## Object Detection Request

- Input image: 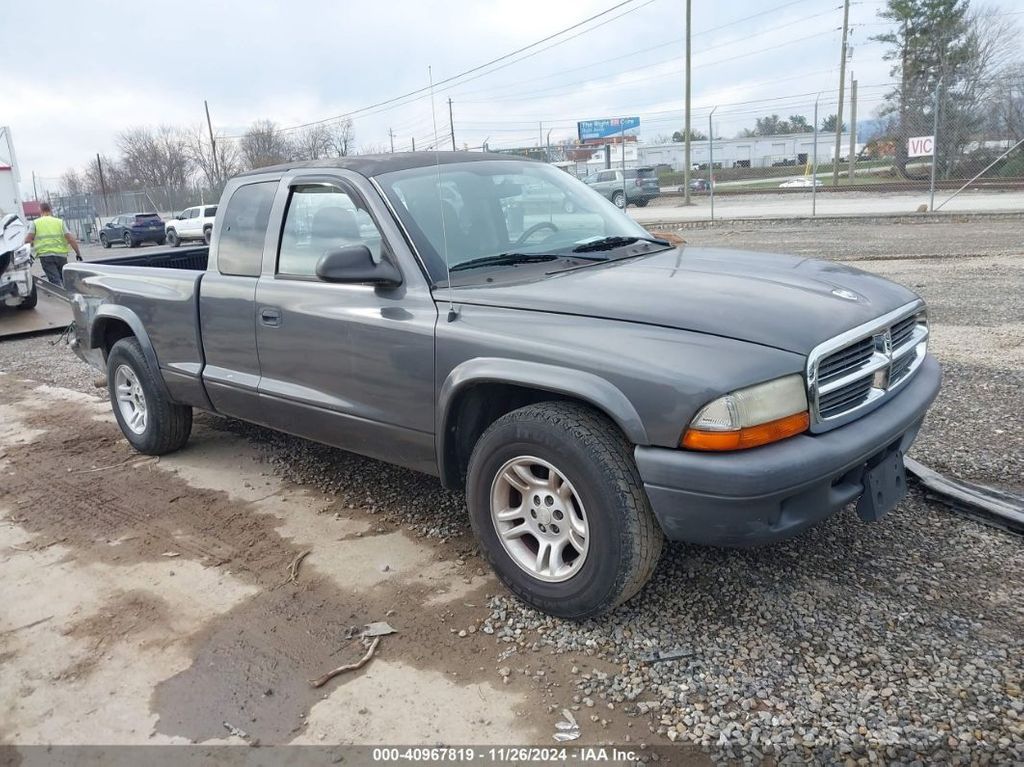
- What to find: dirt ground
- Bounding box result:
[1,217,1021,762]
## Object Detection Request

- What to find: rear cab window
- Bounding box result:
[217,181,277,277]
[204,206,218,217]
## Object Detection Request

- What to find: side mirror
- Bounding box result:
[315,245,402,287]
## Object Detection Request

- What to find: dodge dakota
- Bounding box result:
[65,152,941,618]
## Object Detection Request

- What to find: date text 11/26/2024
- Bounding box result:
[372,747,640,762]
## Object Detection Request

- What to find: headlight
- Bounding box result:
[682,374,809,451]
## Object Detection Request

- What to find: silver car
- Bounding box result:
[583,166,660,208]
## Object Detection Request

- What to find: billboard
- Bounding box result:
[577,116,640,142]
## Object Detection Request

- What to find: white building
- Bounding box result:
[640,132,858,170]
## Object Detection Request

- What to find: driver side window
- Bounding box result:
[278,184,384,277]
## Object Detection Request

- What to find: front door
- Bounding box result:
[253,176,437,474]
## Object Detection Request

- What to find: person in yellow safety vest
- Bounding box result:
[24,202,82,287]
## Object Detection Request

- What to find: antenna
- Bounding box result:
[429,66,457,322]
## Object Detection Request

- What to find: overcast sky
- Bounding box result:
[3,0,1010,196]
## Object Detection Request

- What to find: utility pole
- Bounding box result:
[832,0,851,186]
[204,100,219,181]
[388,128,395,153]
[683,0,692,205]
[847,74,858,185]
[32,171,38,200]
[411,137,416,151]
[447,98,456,151]
[96,153,109,216]
[708,106,717,220]
[929,76,941,212]
[813,96,819,216]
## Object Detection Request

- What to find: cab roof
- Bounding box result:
[235,151,532,180]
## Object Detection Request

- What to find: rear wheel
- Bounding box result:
[106,337,192,455]
[635,199,649,208]
[166,229,180,247]
[467,402,663,619]
[612,191,625,209]
[203,227,212,245]
[156,237,166,246]
[16,284,37,310]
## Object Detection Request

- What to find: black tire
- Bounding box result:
[612,191,626,209]
[156,237,166,246]
[16,284,38,310]
[123,232,134,248]
[203,227,212,245]
[167,229,180,247]
[635,199,649,207]
[100,234,111,249]
[106,337,192,455]
[467,402,663,619]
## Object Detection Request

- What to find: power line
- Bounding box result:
[450,5,843,103]
[222,0,655,138]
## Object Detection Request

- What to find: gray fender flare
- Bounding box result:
[89,305,173,402]
[436,357,649,484]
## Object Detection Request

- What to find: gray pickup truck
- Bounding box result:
[65,152,941,618]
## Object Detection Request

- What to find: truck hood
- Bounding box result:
[444,246,919,354]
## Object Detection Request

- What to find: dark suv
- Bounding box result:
[99,213,166,248]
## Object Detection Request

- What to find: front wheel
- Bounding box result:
[467,402,663,619]
[106,337,192,455]
[612,191,625,209]
[166,229,180,247]
[203,227,212,245]
[100,234,111,249]
[123,232,134,248]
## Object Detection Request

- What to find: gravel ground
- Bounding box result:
[1,219,1021,762]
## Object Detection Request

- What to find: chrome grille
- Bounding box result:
[806,302,928,432]
[818,336,874,384]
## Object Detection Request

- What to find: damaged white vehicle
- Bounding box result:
[1,213,37,310]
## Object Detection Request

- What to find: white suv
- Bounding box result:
[165,204,217,247]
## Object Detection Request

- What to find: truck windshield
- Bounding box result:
[376,160,656,283]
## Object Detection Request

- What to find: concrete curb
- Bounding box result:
[638,210,1024,230]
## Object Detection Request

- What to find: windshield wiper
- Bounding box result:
[449,253,560,272]
[571,235,670,253]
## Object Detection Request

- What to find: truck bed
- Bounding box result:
[89,246,209,271]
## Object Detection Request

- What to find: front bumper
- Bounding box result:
[635,355,942,546]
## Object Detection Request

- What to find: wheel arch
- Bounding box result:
[89,307,173,402]
[436,358,649,490]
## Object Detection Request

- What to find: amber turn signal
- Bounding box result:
[682,410,810,451]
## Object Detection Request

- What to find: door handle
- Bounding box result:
[260,307,281,327]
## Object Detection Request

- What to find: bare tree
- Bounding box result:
[117,125,194,190]
[326,118,354,157]
[293,124,333,160]
[240,119,292,169]
[185,125,240,189]
[60,169,84,195]
[992,64,1024,140]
